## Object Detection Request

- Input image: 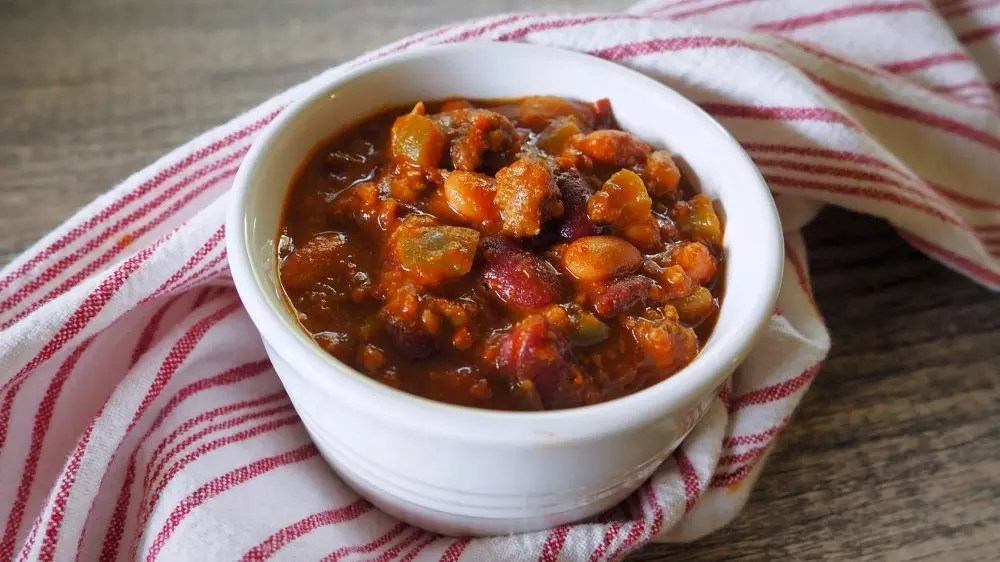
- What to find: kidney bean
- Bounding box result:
[499,314,571,405]
[556,170,600,241]
[592,275,657,318]
[482,252,562,309]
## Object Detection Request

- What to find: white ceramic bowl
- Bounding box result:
[227,42,782,537]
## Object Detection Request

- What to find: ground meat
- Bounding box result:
[643,150,682,197]
[587,170,652,227]
[574,130,651,168]
[281,232,373,300]
[587,169,666,252]
[494,157,564,237]
[498,95,598,132]
[329,182,384,233]
[434,108,521,173]
[623,308,698,372]
[378,284,479,359]
[671,241,718,285]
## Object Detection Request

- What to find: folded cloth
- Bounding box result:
[2,0,999,559]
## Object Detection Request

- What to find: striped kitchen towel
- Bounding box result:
[2,0,999,560]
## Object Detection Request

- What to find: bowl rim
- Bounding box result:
[226,41,784,443]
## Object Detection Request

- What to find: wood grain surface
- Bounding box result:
[1,1,998,560]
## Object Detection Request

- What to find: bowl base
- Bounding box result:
[317,444,636,537]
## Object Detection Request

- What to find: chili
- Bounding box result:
[277,96,725,411]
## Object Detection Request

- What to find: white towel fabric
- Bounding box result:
[2,0,999,560]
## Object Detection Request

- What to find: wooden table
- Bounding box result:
[2,1,998,560]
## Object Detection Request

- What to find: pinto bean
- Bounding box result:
[443,171,498,226]
[563,236,642,282]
